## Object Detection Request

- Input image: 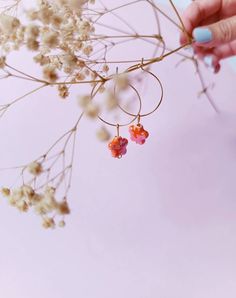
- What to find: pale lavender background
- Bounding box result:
[0,1,236,298]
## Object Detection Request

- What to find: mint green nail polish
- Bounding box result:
[193,28,212,43]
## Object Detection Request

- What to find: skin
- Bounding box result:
[180,0,236,71]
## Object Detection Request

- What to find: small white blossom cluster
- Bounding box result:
[1,161,70,229]
[77,73,130,142]
[105,74,130,110]
[0,0,201,231]
[96,126,111,142]
[0,0,98,86]
[0,13,24,52]
[28,0,96,82]
[114,73,130,91]
[1,185,70,229]
[78,74,129,118]
[78,94,101,119]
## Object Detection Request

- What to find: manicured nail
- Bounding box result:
[204,56,215,73]
[204,56,213,67]
[193,28,213,43]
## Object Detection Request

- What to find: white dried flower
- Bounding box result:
[75,72,85,81]
[96,127,111,142]
[61,54,77,69]
[7,188,23,206]
[114,73,129,90]
[34,192,57,215]
[78,95,91,108]
[27,39,39,51]
[58,220,66,228]
[83,45,93,56]
[42,217,55,229]
[43,65,58,82]
[22,185,35,199]
[85,103,100,119]
[12,188,24,201]
[77,60,86,69]
[56,201,70,215]
[38,7,53,24]
[102,64,109,73]
[51,15,63,28]
[31,193,43,205]
[105,91,118,110]
[34,54,50,66]
[25,25,39,38]
[8,196,17,206]
[44,186,56,196]
[28,162,43,176]
[79,20,91,35]
[41,31,59,48]
[16,200,29,212]
[26,9,39,21]
[58,84,69,99]
[0,14,20,35]
[1,187,10,197]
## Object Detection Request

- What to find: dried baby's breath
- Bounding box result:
[0,0,218,229]
[28,162,43,176]
[96,126,111,142]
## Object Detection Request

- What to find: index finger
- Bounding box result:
[180,0,222,44]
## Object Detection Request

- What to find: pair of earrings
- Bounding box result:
[99,65,163,159]
[108,120,149,158]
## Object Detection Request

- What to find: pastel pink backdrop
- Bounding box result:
[0,1,236,298]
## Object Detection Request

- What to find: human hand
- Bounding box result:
[180,0,236,72]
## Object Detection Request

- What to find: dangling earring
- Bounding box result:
[129,115,149,145]
[126,62,163,145]
[108,124,128,158]
[97,83,142,158]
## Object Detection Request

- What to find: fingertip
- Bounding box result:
[212,58,221,73]
[179,33,188,46]
[214,63,221,73]
[203,55,214,68]
[202,54,221,73]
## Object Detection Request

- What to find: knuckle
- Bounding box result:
[218,21,233,42]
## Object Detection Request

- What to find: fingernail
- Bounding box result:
[204,56,215,73]
[204,56,213,67]
[203,55,220,73]
[193,28,213,43]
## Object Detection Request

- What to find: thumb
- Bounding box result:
[193,16,236,47]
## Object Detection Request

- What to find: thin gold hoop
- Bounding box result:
[118,60,164,118]
[98,83,142,128]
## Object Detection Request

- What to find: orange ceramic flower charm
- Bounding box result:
[129,124,149,145]
[108,136,128,158]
